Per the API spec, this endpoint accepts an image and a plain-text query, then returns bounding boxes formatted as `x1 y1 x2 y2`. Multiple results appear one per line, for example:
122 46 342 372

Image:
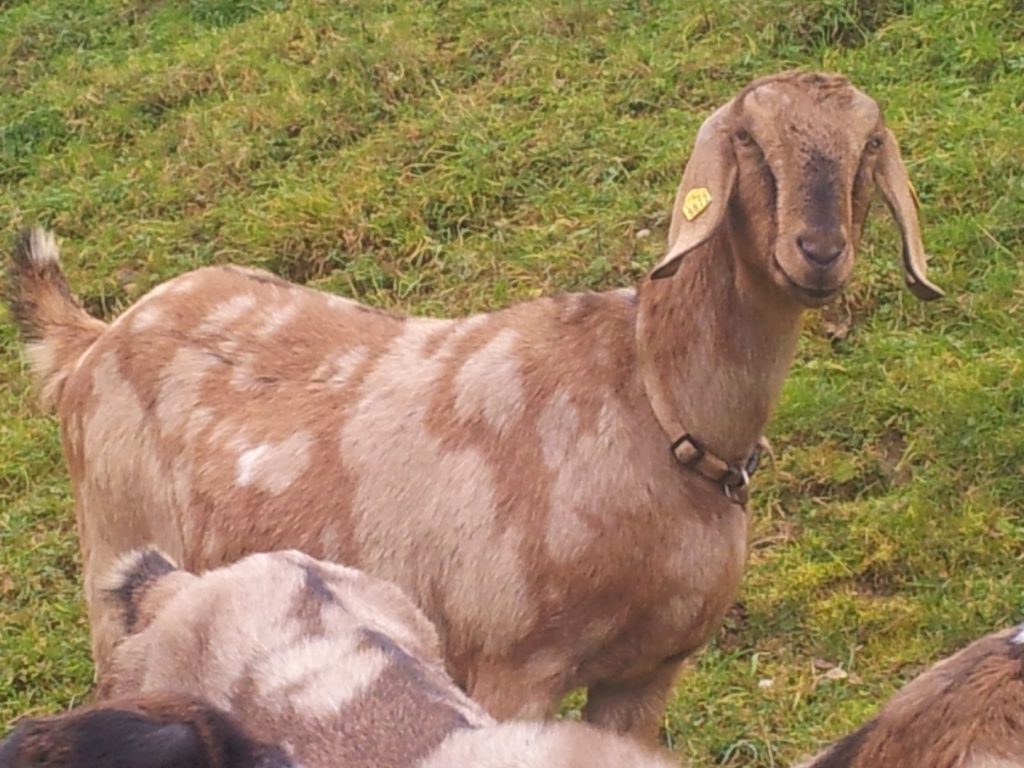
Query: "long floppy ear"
873 128 944 300
0 712 203 768
650 100 738 280
61 710 207 768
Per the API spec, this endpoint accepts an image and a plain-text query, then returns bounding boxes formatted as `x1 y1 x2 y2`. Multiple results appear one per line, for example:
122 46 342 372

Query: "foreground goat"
801 624 1024 767
7 71 942 739
98 548 678 768
0 692 292 768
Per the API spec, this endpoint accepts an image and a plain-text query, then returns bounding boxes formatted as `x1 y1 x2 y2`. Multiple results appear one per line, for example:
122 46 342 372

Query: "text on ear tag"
682 187 712 221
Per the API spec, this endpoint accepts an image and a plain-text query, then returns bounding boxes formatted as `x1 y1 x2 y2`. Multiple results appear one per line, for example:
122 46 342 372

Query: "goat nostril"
796 233 845 267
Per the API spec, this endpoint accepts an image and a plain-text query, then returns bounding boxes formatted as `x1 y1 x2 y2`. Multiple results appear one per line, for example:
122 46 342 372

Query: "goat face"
651 71 943 306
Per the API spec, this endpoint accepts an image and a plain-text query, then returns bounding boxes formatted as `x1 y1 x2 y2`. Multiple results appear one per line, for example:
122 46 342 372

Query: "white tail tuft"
26 227 61 268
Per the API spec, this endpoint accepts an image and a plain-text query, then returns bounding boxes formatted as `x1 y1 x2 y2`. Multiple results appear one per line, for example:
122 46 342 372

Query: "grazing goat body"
101 548 678 768
6 71 942 740
800 625 1024 768
0 692 292 768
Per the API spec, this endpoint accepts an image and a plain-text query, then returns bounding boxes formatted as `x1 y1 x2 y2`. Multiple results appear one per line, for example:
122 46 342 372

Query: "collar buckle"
668 432 763 504
723 467 750 502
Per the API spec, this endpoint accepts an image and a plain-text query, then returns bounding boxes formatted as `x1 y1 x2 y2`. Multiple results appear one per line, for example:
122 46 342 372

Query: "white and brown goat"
800 624 1024 767
100 548 678 768
0 691 292 768
6 71 942 741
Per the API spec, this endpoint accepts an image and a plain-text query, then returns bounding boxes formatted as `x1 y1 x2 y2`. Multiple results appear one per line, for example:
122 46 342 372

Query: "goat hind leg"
80 551 130 685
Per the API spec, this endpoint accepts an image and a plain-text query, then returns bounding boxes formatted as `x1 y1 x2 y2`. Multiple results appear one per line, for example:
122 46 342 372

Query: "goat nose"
796 232 846 267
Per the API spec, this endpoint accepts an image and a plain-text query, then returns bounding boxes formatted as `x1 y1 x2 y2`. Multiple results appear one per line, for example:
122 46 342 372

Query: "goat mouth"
772 256 842 305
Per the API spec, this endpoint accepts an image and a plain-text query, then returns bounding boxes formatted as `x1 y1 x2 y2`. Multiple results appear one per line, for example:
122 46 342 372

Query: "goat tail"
6 227 107 409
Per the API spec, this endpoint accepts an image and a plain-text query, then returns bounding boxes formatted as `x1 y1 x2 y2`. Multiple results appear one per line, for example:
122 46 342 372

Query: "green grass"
1 0 1023 764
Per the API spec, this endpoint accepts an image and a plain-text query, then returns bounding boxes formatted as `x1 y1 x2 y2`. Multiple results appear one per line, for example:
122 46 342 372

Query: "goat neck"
636 216 803 465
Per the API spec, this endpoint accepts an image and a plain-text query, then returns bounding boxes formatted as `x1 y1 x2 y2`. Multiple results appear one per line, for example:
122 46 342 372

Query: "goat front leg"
582 657 684 743
466 660 566 722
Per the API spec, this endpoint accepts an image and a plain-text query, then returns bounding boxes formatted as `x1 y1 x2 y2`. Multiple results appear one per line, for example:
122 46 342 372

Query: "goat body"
801 625 1024 767
101 548 679 768
6 71 941 739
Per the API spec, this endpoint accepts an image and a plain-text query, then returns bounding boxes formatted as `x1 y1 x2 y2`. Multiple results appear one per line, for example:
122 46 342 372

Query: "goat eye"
867 135 883 152
734 128 753 145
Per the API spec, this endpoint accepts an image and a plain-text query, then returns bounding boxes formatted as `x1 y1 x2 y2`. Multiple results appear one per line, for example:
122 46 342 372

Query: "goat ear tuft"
651 101 738 280
103 548 179 634
873 128 944 300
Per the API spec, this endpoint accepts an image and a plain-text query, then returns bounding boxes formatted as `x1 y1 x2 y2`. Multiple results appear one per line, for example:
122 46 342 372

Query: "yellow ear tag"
682 187 712 221
908 180 921 210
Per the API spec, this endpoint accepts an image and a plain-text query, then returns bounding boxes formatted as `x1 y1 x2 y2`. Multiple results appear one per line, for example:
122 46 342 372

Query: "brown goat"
800 625 1024 767
6 71 942 741
100 548 680 768
0 692 292 768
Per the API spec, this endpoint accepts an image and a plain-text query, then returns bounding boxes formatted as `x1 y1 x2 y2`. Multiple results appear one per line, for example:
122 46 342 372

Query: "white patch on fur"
436 313 489 356
324 294 363 311
544 399 631 560
198 294 257 334
538 389 579 471
453 328 524 433
130 303 164 332
256 303 300 338
235 432 314 495
156 347 217 441
341 320 536 653
146 272 203 302
255 635 390 716
130 271 214 323
314 346 369 389
84 354 161 491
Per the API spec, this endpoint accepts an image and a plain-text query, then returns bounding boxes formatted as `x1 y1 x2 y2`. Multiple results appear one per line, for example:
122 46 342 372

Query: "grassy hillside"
1 1 1022 764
